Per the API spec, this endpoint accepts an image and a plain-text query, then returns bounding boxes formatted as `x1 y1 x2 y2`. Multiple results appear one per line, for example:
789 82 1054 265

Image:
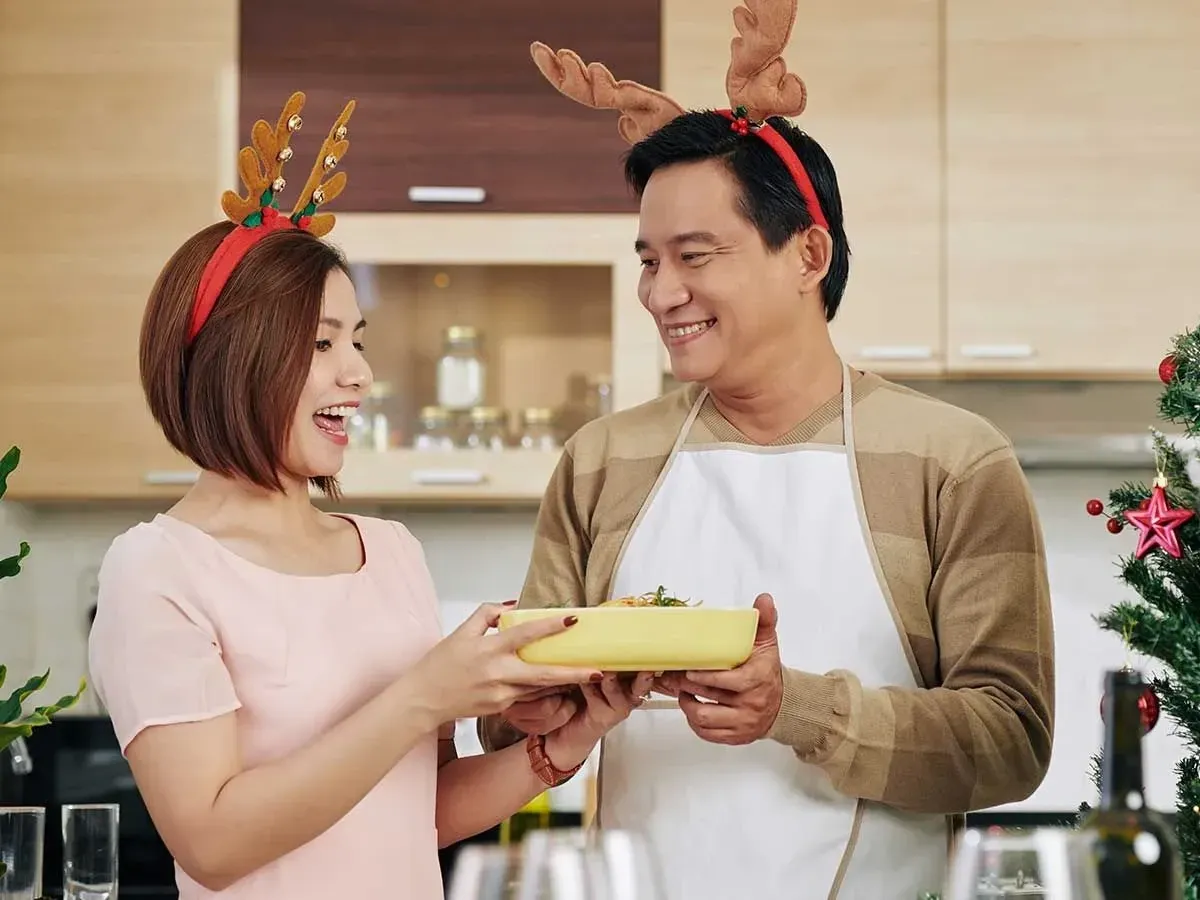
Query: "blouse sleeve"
87 527 242 754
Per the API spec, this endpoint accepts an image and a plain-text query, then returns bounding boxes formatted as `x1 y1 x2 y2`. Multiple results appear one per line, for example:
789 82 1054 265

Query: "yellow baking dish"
497 606 759 672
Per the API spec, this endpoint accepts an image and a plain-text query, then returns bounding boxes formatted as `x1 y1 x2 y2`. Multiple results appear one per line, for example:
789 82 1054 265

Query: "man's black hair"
624 111 850 322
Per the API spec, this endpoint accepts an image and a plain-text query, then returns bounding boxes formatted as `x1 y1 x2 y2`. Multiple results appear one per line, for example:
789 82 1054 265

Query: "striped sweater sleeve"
767 429 1055 813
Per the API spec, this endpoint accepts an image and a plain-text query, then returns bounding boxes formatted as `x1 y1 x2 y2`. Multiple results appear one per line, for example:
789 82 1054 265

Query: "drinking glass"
61 803 119 900
518 828 663 900
0 807 45 900
943 827 1103 899
447 844 527 900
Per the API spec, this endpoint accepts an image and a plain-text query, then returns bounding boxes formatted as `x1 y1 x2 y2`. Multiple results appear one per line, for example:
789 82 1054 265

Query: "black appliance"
2 718 177 899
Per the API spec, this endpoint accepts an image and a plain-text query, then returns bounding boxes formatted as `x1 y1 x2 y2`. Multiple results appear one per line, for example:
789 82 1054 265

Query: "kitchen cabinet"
660 0 944 377
945 0 1200 376
239 0 662 214
9 0 1200 505
0 0 240 502
313 214 654 505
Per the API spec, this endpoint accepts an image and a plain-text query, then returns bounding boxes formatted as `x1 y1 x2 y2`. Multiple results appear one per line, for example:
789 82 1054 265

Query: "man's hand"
545 673 654 769
657 593 783 745
501 686 579 736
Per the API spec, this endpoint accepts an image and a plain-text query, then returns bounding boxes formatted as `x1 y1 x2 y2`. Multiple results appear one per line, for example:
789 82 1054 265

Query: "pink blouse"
87 513 445 899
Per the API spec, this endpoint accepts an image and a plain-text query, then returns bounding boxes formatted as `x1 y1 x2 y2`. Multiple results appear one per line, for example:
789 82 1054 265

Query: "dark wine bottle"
1080 667 1183 898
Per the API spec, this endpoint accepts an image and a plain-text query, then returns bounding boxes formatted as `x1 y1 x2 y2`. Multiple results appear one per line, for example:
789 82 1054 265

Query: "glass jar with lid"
413 406 457 451
464 407 508 452
585 374 613 420
345 381 395 452
518 408 559 451
436 325 485 411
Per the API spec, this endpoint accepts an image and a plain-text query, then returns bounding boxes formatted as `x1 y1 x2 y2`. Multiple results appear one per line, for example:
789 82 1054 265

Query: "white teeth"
667 320 715 338
315 405 354 417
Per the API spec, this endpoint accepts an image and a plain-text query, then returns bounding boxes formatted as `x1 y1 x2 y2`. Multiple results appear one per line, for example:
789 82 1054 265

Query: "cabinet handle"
411 469 487 486
143 470 200 485
858 345 934 361
959 344 1036 360
407 186 487 204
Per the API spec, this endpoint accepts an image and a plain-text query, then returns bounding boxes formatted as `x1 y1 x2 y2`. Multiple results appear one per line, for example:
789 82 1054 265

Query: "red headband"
187 91 356 344
717 107 828 230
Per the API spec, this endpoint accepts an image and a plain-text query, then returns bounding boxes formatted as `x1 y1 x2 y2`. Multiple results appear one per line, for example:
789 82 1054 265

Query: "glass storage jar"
465 407 508 451
585 374 613 420
518 408 559 451
345 381 394 452
436 325 485 411
413 406 457 451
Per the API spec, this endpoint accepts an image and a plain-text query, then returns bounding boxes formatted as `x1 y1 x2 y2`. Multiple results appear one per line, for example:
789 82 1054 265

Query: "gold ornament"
271 176 286 192
334 124 347 140
277 146 294 163
313 187 326 205
287 114 303 131
323 154 338 170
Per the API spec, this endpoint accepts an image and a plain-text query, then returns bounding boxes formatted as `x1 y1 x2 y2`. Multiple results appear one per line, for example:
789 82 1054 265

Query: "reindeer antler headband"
530 0 827 231
188 91 356 343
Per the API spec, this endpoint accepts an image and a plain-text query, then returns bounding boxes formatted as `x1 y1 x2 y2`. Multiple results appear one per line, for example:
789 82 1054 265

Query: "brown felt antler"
289 99 355 238
530 41 685 145
725 0 808 122
221 92 307 225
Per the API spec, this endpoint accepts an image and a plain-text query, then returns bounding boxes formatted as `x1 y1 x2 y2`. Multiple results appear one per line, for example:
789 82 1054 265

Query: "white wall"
0 468 1188 815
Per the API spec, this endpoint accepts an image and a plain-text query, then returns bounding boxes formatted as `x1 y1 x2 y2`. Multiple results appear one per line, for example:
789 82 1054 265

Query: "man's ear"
795 226 834 293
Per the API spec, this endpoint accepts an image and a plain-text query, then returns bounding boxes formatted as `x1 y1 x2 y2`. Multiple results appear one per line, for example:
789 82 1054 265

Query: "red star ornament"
1123 483 1195 559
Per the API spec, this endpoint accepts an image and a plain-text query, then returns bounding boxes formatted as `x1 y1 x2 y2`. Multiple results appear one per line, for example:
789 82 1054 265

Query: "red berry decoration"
1107 517 1124 534
1159 354 1177 384
1087 499 1104 516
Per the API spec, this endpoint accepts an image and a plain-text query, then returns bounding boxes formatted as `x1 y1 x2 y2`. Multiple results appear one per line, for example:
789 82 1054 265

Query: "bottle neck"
1100 676 1147 810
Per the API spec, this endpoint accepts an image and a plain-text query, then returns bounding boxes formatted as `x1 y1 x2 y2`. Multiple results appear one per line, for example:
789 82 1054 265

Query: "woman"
87 93 647 899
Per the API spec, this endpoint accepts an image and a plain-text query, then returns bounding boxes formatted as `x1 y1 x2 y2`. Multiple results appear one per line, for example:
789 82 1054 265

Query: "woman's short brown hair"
140 221 350 497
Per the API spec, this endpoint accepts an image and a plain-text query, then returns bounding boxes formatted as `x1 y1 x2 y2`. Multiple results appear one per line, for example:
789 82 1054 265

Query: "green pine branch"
1161 327 1200 437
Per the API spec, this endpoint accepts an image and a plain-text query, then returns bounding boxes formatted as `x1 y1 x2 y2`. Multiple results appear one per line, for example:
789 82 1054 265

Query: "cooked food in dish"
598 585 698 608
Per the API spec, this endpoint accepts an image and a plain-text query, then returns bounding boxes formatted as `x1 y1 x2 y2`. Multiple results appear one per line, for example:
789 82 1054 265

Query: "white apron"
600 365 949 900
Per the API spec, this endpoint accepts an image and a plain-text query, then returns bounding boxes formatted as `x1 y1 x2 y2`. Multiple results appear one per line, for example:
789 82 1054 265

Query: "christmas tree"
1078 323 1200 900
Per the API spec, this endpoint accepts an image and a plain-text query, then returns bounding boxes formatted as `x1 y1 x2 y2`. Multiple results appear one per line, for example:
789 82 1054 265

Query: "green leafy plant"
0 448 87 854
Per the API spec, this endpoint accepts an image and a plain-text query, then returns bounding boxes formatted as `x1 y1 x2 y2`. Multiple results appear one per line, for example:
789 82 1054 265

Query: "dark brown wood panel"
238 0 663 214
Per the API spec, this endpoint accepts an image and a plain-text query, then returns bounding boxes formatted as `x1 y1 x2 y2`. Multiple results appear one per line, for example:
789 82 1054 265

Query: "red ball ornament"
1087 499 1105 516
1107 517 1124 534
1159 355 1178 384
1100 683 1161 735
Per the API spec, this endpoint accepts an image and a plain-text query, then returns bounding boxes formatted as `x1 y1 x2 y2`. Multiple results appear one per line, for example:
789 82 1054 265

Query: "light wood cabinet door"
662 0 945 376
945 0 1200 376
0 0 236 499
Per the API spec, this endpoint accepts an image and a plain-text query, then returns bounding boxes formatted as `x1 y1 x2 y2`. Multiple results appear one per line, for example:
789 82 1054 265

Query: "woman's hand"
407 603 601 723
543 672 655 770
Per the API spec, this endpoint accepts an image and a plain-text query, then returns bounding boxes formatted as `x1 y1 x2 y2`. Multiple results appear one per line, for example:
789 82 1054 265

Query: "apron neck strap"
840 361 855 455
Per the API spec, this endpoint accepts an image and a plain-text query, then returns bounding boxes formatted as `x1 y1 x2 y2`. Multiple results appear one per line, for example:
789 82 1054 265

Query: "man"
481 2 1055 897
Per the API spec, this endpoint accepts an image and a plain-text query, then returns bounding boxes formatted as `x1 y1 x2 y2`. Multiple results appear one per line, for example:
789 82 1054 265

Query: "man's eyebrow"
634 231 720 252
